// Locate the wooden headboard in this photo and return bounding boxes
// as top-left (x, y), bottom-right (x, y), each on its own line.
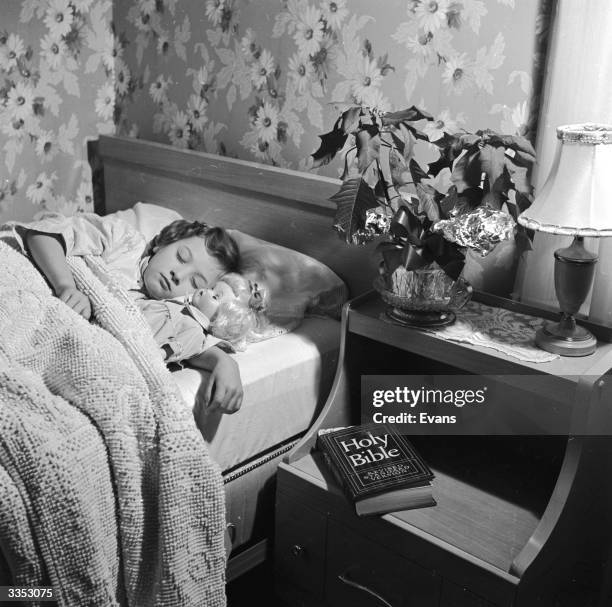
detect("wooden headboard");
top-left (97, 135), bottom-right (379, 297)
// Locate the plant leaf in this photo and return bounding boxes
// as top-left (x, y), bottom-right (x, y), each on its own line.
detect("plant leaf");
top-left (390, 131), bottom-right (406, 156)
top-left (330, 178), bottom-right (380, 244)
top-left (416, 183), bottom-right (441, 223)
top-left (382, 105), bottom-right (433, 126)
top-left (428, 133), bottom-right (465, 176)
top-left (514, 191), bottom-right (533, 214)
top-left (361, 160), bottom-right (380, 189)
top-left (355, 126), bottom-right (381, 172)
top-left (389, 148), bottom-right (412, 188)
top-left (487, 133), bottom-right (536, 157)
top-left (409, 158), bottom-right (429, 184)
top-left (505, 156), bottom-right (532, 195)
top-left (451, 150), bottom-right (482, 193)
top-left (311, 119), bottom-right (348, 167)
top-left (479, 144), bottom-right (506, 189)
top-left (340, 106), bottom-right (361, 134)
top-left (482, 173), bottom-right (510, 210)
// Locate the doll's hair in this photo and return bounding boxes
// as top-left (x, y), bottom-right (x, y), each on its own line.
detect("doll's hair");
top-left (209, 273), bottom-right (269, 350)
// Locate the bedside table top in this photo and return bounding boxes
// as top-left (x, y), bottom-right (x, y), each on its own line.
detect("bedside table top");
top-left (346, 291), bottom-right (612, 407)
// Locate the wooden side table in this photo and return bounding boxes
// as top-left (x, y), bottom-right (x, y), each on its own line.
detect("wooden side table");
top-left (274, 291), bottom-right (612, 606)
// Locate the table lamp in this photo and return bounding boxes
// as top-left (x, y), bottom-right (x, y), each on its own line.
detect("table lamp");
top-left (518, 123), bottom-right (612, 357)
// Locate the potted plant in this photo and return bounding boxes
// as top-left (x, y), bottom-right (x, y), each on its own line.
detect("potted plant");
top-left (311, 104), bottom-right (536, 313)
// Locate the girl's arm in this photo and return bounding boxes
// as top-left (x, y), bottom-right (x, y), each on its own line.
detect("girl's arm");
top-left (187, 346), bottom-right (243, 414)
top-left (25, 231), bottom-right (92, 319)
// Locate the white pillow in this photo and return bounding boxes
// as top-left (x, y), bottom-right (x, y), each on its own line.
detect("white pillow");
top-left (108, 203), bottom-right (348, 332)
top-left (110, 202), bottom-right (183, 243)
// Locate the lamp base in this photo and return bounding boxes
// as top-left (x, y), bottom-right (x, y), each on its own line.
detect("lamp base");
top-left (536, 321), bottom-right (597, 357)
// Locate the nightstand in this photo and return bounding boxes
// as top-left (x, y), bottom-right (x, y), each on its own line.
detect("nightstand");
top-left (274, 291), bottom-right (612, 606)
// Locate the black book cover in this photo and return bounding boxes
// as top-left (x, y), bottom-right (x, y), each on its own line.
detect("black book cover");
top-left (316, 423), bottom-right (434, 502)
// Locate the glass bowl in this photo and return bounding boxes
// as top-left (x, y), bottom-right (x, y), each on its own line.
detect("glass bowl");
top-left (373, 269), bottom-right (472, 327)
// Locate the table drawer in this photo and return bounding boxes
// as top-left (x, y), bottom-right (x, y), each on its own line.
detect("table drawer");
top-left (274, 492), bottom-right (327, 599)
top-left (325, 520), bottom-right (441, 607)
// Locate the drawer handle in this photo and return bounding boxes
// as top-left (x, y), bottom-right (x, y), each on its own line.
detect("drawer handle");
top-left (291, 544), bottom-right (305, 557)
top-left (338, 570), bottom-right (395, 607)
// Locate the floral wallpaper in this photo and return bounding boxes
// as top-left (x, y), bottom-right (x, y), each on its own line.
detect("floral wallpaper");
top-left (0, 0), bottom-right (116, 222)
top-left (0, 0), bottom-right (549, 223)
top-left (114, 0), bottom-right (547, 180)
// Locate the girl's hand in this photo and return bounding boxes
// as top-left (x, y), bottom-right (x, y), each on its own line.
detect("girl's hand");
top-left (203, 351), bottom-right (243, 414)
top-left (57, 286), bottom-right (92, 320)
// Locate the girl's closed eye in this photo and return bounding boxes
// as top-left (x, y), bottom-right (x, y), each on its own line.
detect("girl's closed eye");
top-left (177, 246), bottom-right (191, 263)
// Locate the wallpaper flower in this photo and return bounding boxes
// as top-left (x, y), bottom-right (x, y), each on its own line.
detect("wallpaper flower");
top-left (0, 0), bottom-right (550, 223)
top-left (0, 0), bottom-right (115, 221)
top-left (115, 0), bottom-right (547, 180)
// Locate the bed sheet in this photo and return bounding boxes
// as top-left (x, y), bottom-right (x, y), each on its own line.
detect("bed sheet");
top-left (172, 317), bottom-right (340, 472)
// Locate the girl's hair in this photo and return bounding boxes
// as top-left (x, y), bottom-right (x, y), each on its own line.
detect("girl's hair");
top-left (146, 219), bottom-right (240, 273)
top-left (209, 273), bottom-right (269, 350)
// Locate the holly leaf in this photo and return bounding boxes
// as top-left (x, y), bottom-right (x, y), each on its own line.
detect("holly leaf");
top-left (311, 119), bottom-right (348, 167)
top-left (330, 178), bottom-right (379, 244)
top-left (382, 105), bottom-right (433, 127)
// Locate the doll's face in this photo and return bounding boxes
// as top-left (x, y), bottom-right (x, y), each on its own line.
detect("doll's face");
top-left (190, 281), bottom-right (236, 319)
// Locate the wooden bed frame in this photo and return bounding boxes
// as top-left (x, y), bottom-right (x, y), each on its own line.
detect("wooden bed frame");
top-left (96, 134), bottom-right (378, 580)
top-left (97, 135), bottom-right (379, 298)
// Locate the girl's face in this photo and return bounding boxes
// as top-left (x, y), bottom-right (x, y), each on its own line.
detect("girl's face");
top-left (142, 236), bottom-right (225, 299)
top-left (191, 281), bottom-right (236, 319)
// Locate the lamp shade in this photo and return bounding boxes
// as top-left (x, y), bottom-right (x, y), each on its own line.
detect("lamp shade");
top-left (518, 123), bottom-right (612, 237)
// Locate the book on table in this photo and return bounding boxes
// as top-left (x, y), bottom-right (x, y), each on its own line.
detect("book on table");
top-left (316, 423), bottom-right (436, 516)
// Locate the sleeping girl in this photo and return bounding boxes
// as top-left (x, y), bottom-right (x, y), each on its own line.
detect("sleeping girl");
top-left (132, 272), bottom-right (268, 362)
top-left (14, 211), bottom-right (245, 414)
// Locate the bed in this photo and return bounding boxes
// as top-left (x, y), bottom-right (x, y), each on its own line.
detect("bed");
top-left (95, 134), bottom-right (380, 580)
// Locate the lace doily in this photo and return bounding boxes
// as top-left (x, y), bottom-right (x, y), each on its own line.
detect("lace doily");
top-left (382, 300), bottom-right (559, 363)
top-left (430, 301), bottom-right (559, 363)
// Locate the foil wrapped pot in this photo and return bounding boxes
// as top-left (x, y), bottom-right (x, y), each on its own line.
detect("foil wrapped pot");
top-left (433, 206), bottom-right (515, 256)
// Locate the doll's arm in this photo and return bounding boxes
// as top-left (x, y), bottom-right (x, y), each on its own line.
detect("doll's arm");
top-left (25, 231), bottom-right (92, 319)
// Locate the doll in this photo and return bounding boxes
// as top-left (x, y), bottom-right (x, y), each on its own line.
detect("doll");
top-left (133, 272), bottom-right (268, 361)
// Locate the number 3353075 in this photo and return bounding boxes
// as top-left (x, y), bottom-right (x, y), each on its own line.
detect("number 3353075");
top-left (1, 586), bottom-right (55, 601)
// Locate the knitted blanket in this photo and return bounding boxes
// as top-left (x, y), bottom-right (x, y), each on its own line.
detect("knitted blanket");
top-left (0, 239), bottom-right (226, 607)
